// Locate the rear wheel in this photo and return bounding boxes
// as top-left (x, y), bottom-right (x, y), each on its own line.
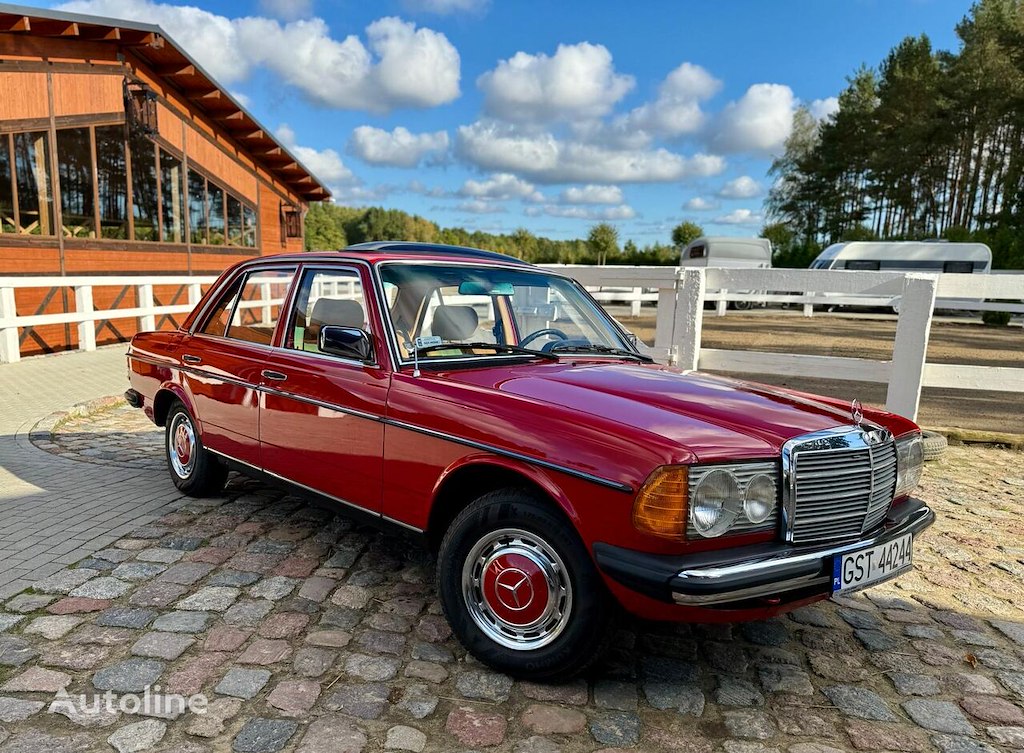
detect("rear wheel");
top-left (437, 489), bottom-right (615, 680)
top-left (165, 400), bottom-right (227, 496)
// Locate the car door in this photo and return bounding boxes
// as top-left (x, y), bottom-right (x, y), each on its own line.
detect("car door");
top-left (182, 265), bottom-right (296, 467)
top-left (258, 264), bottom-right (388, 514)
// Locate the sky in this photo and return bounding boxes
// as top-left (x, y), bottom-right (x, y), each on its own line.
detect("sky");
top-left (35, 0), bottom-right (973, 243)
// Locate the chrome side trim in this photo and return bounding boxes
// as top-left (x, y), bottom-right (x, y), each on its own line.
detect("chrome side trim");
top-left (258, 385), bottom-right (383, 424)
top-left (672, 572), bottom-right (828, 606)
top-left (207, 447), bottom-right (425, 534)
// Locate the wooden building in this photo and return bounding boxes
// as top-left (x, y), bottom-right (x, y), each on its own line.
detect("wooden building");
top-left (0, 3), bottom-right (329, 354)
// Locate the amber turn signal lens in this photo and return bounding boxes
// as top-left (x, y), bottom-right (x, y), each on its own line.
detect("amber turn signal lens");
top-left (632, 467), bottom-right (689, 540)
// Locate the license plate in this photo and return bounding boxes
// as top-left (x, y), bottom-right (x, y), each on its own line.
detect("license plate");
top-left (832, 533), bottom-right (913, 594)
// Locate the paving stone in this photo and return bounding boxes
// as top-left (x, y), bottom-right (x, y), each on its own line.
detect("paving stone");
top-left (161, 534), bottom-right (204, 550)
top-left (990, 620), bottom-right (1024, 646)
top-left (823, 684), bottom-right (898, 721)
top-left (855, 629), bottom-right (900, 652)
top-left (267, 678), bottom-right (321, 717)
top-left (741, 620), bottom-right (791, 646)
top-left (514, 737), bottom-right (562, 753)
top-left (93, 658), bottom-right (166, 692)
top-left (723, 709), bottom-right (776, 740)
top-left (237, 638), bottom-right (291, 665)
top-left (330, 584), bottom-right (372, 609)
top-left (0, 696), bottom-right (46, 722)
top-left (960, 695), bottom-right (1024, 725)
top-left (410, 641), bottom-right (453, 663)
top-left (948, 673), bottom-right (1002, 695)
top-left (323, 682), bottom-right (390, 719)
top-left (446, 706), bottom-right (508, 747)
top-left (367, 612), bottom-right (413, 633)
top-left (112, 562), bottom-right (168, 581)
top-left (986, 726), bottom-right (1024, 746)
top-left (415, 614), bottom-right (452, 643)
top-left (152, 611), bottom-right (211, 633)
top-left (258, 612), bottom-right (310, 639)
top-left (357, 628), bottom-right (406, 655)
top-left (48, 693), bottom-right (121, 728)
top-left (224, 599), bottom-right (274, 626)
top-left (999, 671), bottom-right (1024, 699)
top-left (904, 625), bottom-right (944, 640)
top-left (275, 556), bottom-right (320, 578)
top-left (298, 576), bottom-right (336, 602)
top-left (47, 596), bottom-right (112, 614)
top-left (398, 683), bottom-right (438, 719)
top-left (404, 660), bottom-right (449, 684)
top-left (522, 703), bottom-right (587, 734)
top-left (204, 625), bottom-right (252, 652)
top-left (165, 652), bottom-right (230, 695)
top-left (293, 646), bottom-right (336, 678)
top-left (215, 667), bottom-right (272, 699)
top-left (24, 615), bottom-right (83, 639)
top-left (40, 643), bottom-right (112, 670)
top-left (295, 715), bottom-right (367, 753)
top-left (232, 717), bottom-right (298, 753)
top-left (129, 583), bottom-right (190, 608)
top-left (0, 636), bottom-right (38, 666)
top-left (593, 679), bottom-right (637, 710)
top-left (35, 568), bottom-right (100, 594)
top-left (107, 719), bottom-right (167, 753)
top-left (248, 576), bottom-right (299, 601)
top-left (5, 594), bottom-right (55, 613)
top-left (321, 606), bottom-right (362, 630)
top-left (186, 697), bottom-right (242, 738)
top-left (0, 614), bottom-right (23, 634)
top-left (386, 725), bottom-right (427, 752)
top-left (845, 719), bottom-right (928, 751)
top-left (177, 586), bottom-right (240, 611)
top-left (929, 735), bottom-right (999, 753)
top-left (716, 676), bottom-right (766, 706)
top-left (0, 731), bottom-right (96, 752)
top-left (305, 629), bottom-right (352, 648)
top-left (759, 664), bottom-right (814, 695)
top-left (345, 653), bottom-right (400, 681)
top-left (644, 681), bottom-right (706, 715)
top-left (131, 631), bottom-right (195, 660)
top-left (156, 562), bottom-right (215, 585)
top-left (95, 548), bottom-right (134, 564)
top-left (789, 606), bottom-right (834, 627)
top-left (207, 569), bottom-right (261, 587)
top-left (97, 607), bottom-right (157, 629)
top-left (889, 672), bottom-right (942, 696)
top-left (0, 666), bottom-right (72, 692)
top-left (456, 668), bottom-right (514, 702)
top-left (136, 548), bottom-right (184, 564)
top-left (903, 699), bottom-right (976, 735)
top-left (589, 711), bottom-right (641, 746)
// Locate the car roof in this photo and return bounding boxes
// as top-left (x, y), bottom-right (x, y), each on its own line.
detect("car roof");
top-left (252, 242), bottom-right (532, 267)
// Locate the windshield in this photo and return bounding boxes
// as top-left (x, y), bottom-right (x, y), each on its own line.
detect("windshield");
top-left (378, 262), bottom-right (634, 362)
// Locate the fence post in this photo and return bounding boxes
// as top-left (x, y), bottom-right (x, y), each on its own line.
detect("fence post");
top-left (716, 291), bottom-right (728, 317)
top-left (188, 282), bottom-right (202, 306)
top-left (74, 284), bottom-right (96, 352)
top-left (630, 287), bottom-right (642, 317)
top-left (0, 286), bottom-right (19, 364)
top-left (885, 274), bottom-right (938, 421)
top-left (676, 268), bottom-right (706, 371)
top-left (137, 283), bottom-right (155, 332)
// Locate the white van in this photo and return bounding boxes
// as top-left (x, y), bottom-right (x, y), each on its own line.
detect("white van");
top-left (681, 237), bottom-right (773, 310)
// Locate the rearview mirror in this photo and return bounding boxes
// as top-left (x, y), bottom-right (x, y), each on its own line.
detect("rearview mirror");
top-left (319, 326), bottom-right (373, 362)
top-left (458, 281), bottom-right (515, 296)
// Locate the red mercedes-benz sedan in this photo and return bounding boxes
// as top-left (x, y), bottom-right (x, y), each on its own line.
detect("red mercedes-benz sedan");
top-left (126, 242), bottom-right (934, 679)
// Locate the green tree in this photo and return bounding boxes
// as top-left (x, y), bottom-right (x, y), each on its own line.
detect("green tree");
top-left (670, 221), bottom-right (703, 248)
top-left (304, 202), bottom-right (347, 251)
top-left (587, 222), bottom-right (619, 265)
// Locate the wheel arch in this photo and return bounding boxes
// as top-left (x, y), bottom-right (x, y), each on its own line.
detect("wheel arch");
top-left (425, 455), bottom-right (580, 551)
top-left (153, 384), bottom-right (198, 429)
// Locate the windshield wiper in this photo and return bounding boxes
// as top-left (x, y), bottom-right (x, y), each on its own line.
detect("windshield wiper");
top-left (548, 342), bottom-right (654, 363)
top-left (415, 342), bottom-right (559, 361)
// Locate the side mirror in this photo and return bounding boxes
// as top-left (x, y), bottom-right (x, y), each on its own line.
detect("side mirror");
top-left (319, 326), bottom-right (373, 362)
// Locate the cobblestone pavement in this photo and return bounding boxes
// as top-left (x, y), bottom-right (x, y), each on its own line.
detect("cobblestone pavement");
top-left (0, 398), bottom-right (1021, 752)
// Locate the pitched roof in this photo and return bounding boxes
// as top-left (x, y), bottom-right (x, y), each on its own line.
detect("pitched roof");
top-left (0, 2), bottom-right (330, 202)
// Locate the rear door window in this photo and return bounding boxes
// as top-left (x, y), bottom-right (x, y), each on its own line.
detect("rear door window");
top-left (224, 268), bottom-right (296, 345)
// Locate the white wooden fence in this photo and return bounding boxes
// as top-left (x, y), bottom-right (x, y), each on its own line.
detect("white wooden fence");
top-left (1, 268), bottom-right (1022, 421)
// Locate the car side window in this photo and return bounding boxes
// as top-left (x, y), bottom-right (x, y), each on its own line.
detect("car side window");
top-left (287, 268), bottom-right (368, 355)
top-left (224, 268), bottom-right (296, 345)
top-left (198, 277), bottom-right (242, 337)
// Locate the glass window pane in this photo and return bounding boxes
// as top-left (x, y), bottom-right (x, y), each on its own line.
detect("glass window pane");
top-left (226, 268), bottom-right (296, 344)
top-left (56, 127), bottom-right (95, 238)
top-left (198, 276), bottom-right (242, 337)
top-left (227, 194), bottom-right (242, 246)
top-left (159, 151), bottom-right (184, 243)
top-left (288, 268), bottom-right (366, 353)
top-left (13, 131), bottom-right (54, 235)
top-left (242, 205), bottom-right (256, 247)
top-left (130, 133), bottom-right (158, 242)
top-left (0, 135), bottom-right (14, 235)
top-left (207, 182), bottom-right (225, 245)
top-left (188, 170), bottom-right (205, 244)
top-left (95, 125), bottom-right (127, 239)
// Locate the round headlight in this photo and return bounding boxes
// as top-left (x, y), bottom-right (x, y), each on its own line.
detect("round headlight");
top-left (743, 474), bottom-right (776, 524)
top-left (691, 469), bottom-right (741, 537)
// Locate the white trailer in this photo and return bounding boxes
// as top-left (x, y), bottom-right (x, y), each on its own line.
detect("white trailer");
top-left (680, 236), bottom-right (773, 311)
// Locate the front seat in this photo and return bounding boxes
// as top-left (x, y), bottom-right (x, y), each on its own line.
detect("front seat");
top-left (305, 298), bottom-right (365, 350)
top-left (430, 305), bottom-right (478, 341)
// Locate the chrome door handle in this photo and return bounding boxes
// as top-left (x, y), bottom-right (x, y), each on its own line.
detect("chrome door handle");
top-left (261, 370), bottom-right (287, 382)
top-left (182, 354), bottom-right (202, 365)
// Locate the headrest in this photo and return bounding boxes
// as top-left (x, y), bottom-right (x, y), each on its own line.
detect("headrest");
top-left (431, 305), bottom-right (478, 341)
top-left (309, 298), bottom-right (364, 330)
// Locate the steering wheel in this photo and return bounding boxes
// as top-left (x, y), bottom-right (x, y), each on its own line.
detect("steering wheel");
top-left (519, 328), bottom-right (569, 348)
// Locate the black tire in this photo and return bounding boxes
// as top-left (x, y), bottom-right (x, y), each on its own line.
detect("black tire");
top-left (164, 400), bottom-right (227, 496)
top-left (922, 430), bottom-right (948, 461)
top-left (437, 488), bottom-right (615, 681)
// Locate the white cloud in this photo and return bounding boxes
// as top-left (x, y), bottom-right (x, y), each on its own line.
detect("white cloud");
top-left (348, 126), bottom-right (449, 167)
top-left (59, 2), bottom-right (460, 114)
top-left (717, 175), bottom-right (763, 199)
top-left (258, 0), bottom-right (312, 21)
top-left (526, 204), bottom-right (636, 221)
top-left (276, 124), bottom-right (355, 186)
top-left (684, 196), bottom-right (719, 211)
top-left (408, 180), bottom-right (446, 197)
top-left (477, 42), bottom-right (634, 123)
top-left (459, 173), bottom-right (543, 202)
top-left (810, 96), bottom-right (840, 121)
top-left (455, 200), bottom-right (507, 214)
top-left (456, 121), bottom-right (725, 184)
top-left (559, 185), bottom-right (623, 205)
top-left (401, 0), bottom-right (488, 14)
top-left (714, 208), bottom-right (763, 226)
top-left (711, 83), bottom-right (796, 154)
top-left (620, 62), bottom-right (721, 137)
top-left (332, 184), bottom-right (397, 203)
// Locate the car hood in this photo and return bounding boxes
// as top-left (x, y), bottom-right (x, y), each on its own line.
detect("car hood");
top-left (445, 361), bottom-right (856, 461)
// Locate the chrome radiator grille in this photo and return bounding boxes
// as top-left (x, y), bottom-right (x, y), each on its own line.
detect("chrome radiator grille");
top-left (785, 426), bottom-right (897, 544)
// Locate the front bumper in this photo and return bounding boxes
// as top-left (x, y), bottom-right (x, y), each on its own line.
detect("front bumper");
top-left (594, 498), bottom-right (934, 608)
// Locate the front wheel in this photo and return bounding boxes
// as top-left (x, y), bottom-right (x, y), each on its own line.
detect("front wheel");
top-left (165, 400), bottom-right (227, 497)
top-left (437, 489), bottom-right (615, 680)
